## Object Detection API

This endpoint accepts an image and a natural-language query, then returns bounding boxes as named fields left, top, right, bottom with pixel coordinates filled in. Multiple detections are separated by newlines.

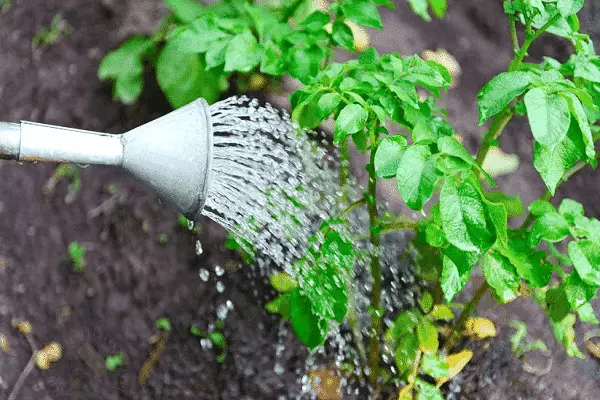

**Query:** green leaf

left=529, top=212, right=571, bottom=246
left=288, top=45, right=324, bottom=83
left=156, top=317, right=172, bottom=331
left=386, top=310, right=419, bottom=346
left=568, top=240, right=600, bottom=286
left=209, top=332, right=226, bottom=348
left=426, top=223, right=447, bottom=248
left=483, top=252, right=520, bottom=303
left=394, top=335, right=418, bottom=376
left=334, top=104, right=368, bottom=142
left=408, top=0, right=431, bottom=21
left=156, top=42, right=222, bottom=108
left=300, top=10, right=330, bottom=31
left=574, top=216, right=600, bottom=244
left=98, top=37, right=153, bottom=80
left=437, top=136, right=493, bottom=183
left=576, top=302, right=598, bottom=324
left=551, top=313, right=585, bottom=358
left=504, top=236, right=552, bottom=288
left=439, top=176, right=495, bottom=253
left=477, top=72, right=532, bottom=125
left=529, top=199, right=556, bottom=216
left=165, top=0, right=205, bottom=23
left=390, top=80, right=419, bottom=109
left=428, top=0, right=448, bottom=18
left=573, top=56, right=600, bottom=83
left=557, top=0, right=584, bottom=17
left=260, top=41, right=286, bottom=75
left=525, top=87, right=571, bottom=149
left=317, top=92, right=343, bottom=119
left=205, top=38, right=229, bottom=69
left=290, top=289, right=327, bottom=350
left=559, top=198, right=584, bottom=224
left=332, top=21, right=355, bottom=51
left=419, top=291, right=434, bottom=314
left=533, top=118, right=586, bottom=195
left=167, top=16, right=229, bottom=53
left=270, top=272, right=297, bottom=293
left=341, top=0, right=383, bottom=29
left=374, top=135, right=408, bottom=178
left=417, top=317, right=439, bottom=353
left=441, top=246, right=479, bottom=302
left=430, top=305, right=454, bottom=321
left=293, top=92, right=324, bottom=129
left=421, top=353, right=449, bottom=379
left=265, top=293, right=291, bottom=318
left=98, top=36, right=154, bottom=105
left=484, top=191, right=524, bottom=218
left=105, top=352, right=125, bottom=372
left=564, top=271, right=597, bottom=311
left=562, top=92, right=596, bottom=162
left=224, top=30, right=262, bottom=72
left=396, top=145, right=441, bottom=210
left=546, top=286, right=570, bottom=322
left=415, top=379, right=444, bottom=400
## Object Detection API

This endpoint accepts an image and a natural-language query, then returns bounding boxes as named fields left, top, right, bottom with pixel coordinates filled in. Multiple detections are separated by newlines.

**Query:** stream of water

left=198, top=96, right=419, bottom=398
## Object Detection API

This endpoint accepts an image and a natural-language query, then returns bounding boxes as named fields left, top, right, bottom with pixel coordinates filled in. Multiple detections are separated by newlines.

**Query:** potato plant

left=101, top=0, right=600, bottom=398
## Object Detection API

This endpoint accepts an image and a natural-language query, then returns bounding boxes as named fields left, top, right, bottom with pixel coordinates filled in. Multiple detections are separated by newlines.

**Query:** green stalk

left=366, top=126, right=383, bottom=393
left=475, top=107, right=514, bottom=168
left=339, top=137, right=368, bottom=368
left=509, top=14, right=561, bottom=72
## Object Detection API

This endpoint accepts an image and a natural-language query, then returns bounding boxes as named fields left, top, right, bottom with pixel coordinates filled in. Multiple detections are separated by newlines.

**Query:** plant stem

left=340, top=137, right=351, bottom=205
left=442, top=281, right=490, bottom=353
left=510, top=14, right=561, bottom=72
left=366, top=127, right=383, bottom=394
left=509, top=15, right=520, bottom=52
left=475, top=107, right=514, bottom=168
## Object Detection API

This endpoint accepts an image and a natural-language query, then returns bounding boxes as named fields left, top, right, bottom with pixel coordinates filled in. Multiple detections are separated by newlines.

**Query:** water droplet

left=216, top=281, right=225, bottom=293
left=195, top=240, right=203, bottom=255
left=214, top=265, right=224, bottom=276
left=199, top=268, right=209, bottom=282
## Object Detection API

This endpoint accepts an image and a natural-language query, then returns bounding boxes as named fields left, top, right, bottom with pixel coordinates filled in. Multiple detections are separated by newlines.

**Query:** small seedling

left=190, top=323, right=227, bottom=363
left=156, top=317, right=171, bottom=332
left=32, top=13, right=72, bottom=49
left=509, top=320, right=548, bottom=358
left=0, top=0, right=11, bottom=13
left=68, top=241, right=85, bottom=272
left=43, top=164, right=81, bottom=204
left=158, top=233, right=169, bottom=245
left=105, top=352, right=125, bottom=372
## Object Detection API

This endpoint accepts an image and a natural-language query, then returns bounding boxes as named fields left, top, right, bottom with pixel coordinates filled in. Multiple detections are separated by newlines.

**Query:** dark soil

left=1, top=0, right=600, bottom=399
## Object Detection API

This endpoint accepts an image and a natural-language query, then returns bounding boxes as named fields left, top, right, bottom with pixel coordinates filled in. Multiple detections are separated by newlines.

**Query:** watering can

left=0, top=99, right=213, bottom=221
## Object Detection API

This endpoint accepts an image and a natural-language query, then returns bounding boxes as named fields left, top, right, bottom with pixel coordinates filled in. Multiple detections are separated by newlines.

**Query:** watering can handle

left=0, top=121, right=123, bottom=166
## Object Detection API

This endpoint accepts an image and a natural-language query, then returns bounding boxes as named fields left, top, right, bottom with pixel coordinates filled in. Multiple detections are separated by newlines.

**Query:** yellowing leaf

left=398, top=384, right=414, bottom=400
left=12, top=320, right=33, bottom=334
left=310, top=369, right=342, bottom=400
left=482, top=147, right=520, bottom=178
left=35, top=341, right=63, bottom=370
left=436, top=349, right=473, bottom=387
left=464, top=317, right=496, bottom=339
left=0, top=334, right=9, bottom=353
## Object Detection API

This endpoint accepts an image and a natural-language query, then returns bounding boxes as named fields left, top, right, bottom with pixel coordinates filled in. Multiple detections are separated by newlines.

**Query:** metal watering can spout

left=0, top=99, right=213, bottom=221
